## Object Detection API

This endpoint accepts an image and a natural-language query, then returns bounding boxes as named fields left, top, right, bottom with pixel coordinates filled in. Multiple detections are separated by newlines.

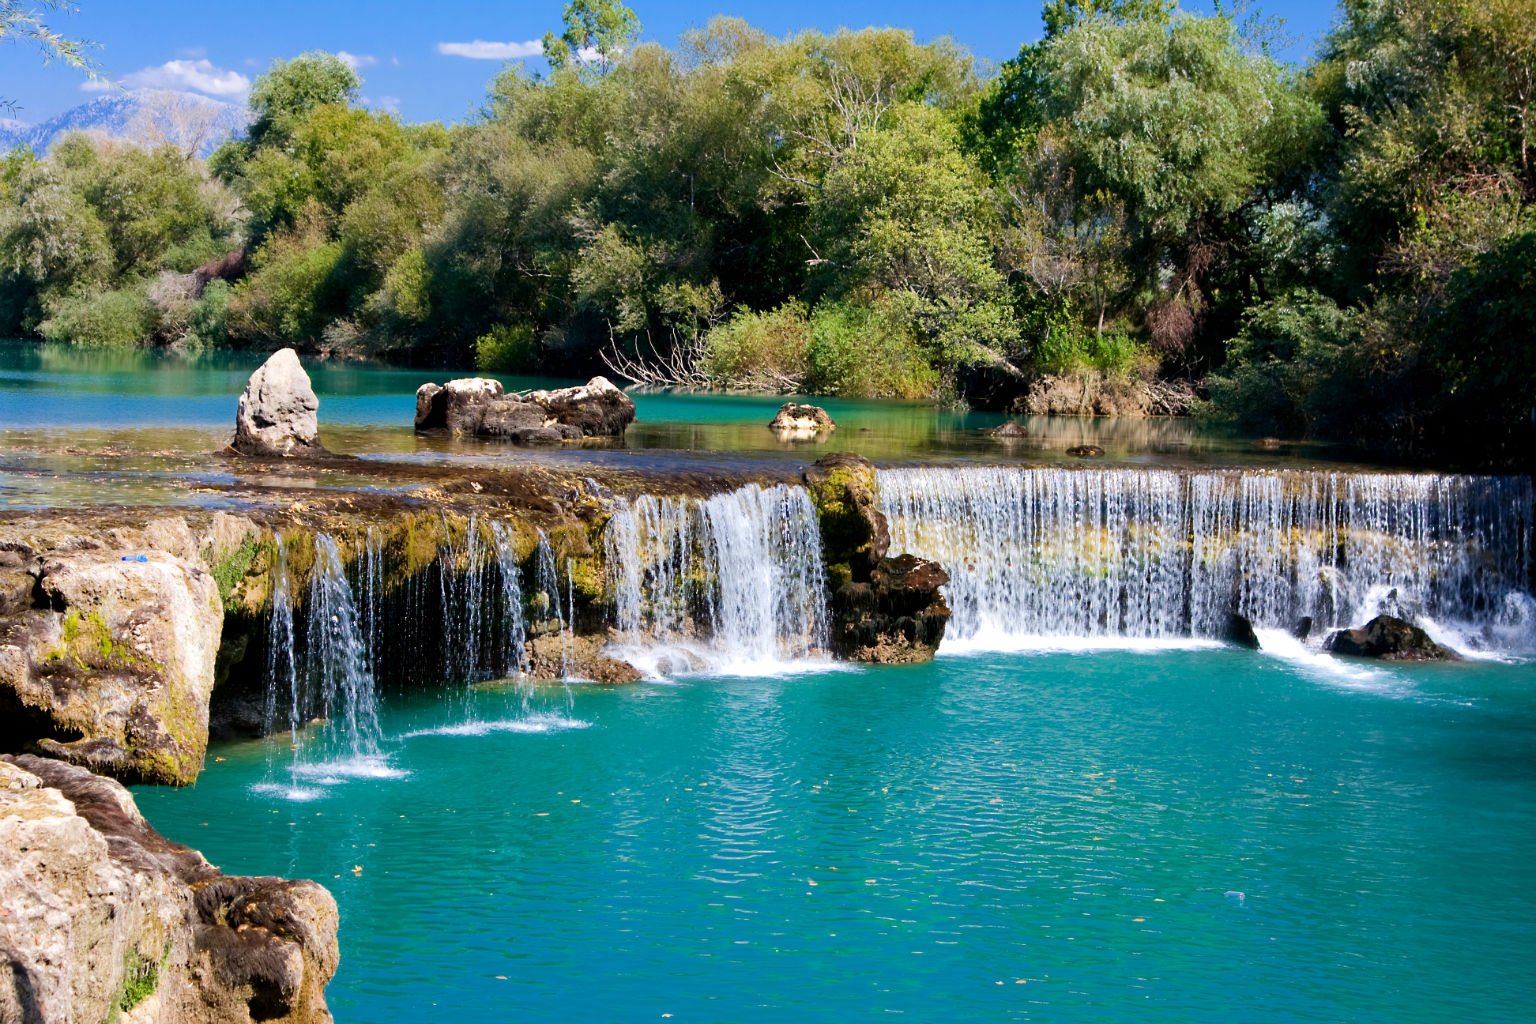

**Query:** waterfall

left=263, top=539, right=299, bottom=741
left=604, top=483, right=829, bottom=669
left=490, top=521, right=528, bottom=677
left=878, top=467, right=1533, bottom=653
left=307, top=534, right=383, bottom=754
left=437, top=514, right=491, bottom=685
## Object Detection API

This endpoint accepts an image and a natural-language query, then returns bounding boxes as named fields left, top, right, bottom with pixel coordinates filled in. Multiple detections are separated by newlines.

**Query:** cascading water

left=437, top=514, right=491, bottom=685
left=604, top=483, right=829, bottom=670
left=490, top=521, right=528, bottom=677
left=306, top=534, right=384, bottom=755
left=878, top=466, right=1534, bottom=653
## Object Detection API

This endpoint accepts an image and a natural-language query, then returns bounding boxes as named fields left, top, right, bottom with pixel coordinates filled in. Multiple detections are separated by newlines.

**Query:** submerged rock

left=1325, top=614, right=1459, bottom=661
left=0, top=754, right=338, bottom=1024
left=769, top=402, right=836, bottom=438
left=232, top=348, right=324, bottom=457
left=0, top=544, right=223, bottom=785
left=415, top=376, right=634, bottom=441
left=990, top=420, right=1028, bottom=439
left=1065, top=444, right=1105, bottom=458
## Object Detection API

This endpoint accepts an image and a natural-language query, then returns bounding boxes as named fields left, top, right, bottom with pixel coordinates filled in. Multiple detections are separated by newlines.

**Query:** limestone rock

left=990, top=420, right=1028, bottom=439
left=768, top=403, right=835, bottom=438
left=830, top=553, right=951, bottom=664
left=415, top=376, right=634, bottom=441
left=0, top=754, right=338, bottom=1024
left=803, top=452, right=889, bottom=585
left=0, top=547, right=222, bottom=785
left=1325, top=614, right=1459, bottom=661
left=232, top=349, right=323, bottom=457
left=523, top=633, right=642, bottom=684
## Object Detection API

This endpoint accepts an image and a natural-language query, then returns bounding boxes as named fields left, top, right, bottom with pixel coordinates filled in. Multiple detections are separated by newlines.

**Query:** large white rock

left=232, top=348, right=323, bottom=457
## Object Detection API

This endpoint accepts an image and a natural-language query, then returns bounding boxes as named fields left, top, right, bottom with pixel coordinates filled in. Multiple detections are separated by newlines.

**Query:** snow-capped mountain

left=0, top=90, right=251, bottom=159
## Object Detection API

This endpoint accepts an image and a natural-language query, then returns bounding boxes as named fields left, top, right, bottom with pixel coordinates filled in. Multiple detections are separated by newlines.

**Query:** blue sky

left=1, top=1, right=1344, bottom=124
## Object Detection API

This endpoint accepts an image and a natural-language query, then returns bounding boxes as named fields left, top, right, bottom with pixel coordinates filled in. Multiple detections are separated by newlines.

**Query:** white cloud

left=435, top=39, right=543, bottom=60
left=82, top=59, right=251, bottom=97
left=337, top=51, right=377, bottom=71
left=377, top=95, right=401, bottom=113
left=79, top=79, right=114, bottom=93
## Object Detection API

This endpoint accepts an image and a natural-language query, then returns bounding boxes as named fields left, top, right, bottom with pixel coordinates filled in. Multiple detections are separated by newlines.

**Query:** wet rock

left=231, top=348, right=324, bottom=457
left=1325, top=614, right=1459, bottom=661
left=522, top=633, right=642, bottom=684
left=1224, top=612, right=1261, bottom=650
left=1293, top=616, right=1314, bottom=641
left=1253, top=437, right=1285, bottom=450
left=803, top=453, right=889, bottom=585
left=1066, top=444, right=1105, bottom=458
left=768, top=403, right=836, bottom=438
left=830, top=554, right=951, bottom=664
left=0, top=547, right=222, bottom=785
left=990, top=421, right=1028, bottom=439
left=0, top=754, right=338, bottom=1024
left=415, top=376, right=634, bottom=440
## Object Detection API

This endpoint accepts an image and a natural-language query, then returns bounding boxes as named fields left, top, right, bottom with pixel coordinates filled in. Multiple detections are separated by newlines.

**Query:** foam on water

left=401, top=715, right=591, bottom=738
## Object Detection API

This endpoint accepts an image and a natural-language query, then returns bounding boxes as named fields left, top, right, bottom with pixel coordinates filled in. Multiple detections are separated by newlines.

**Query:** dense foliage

left=2, top=0, right=1533, bottom=464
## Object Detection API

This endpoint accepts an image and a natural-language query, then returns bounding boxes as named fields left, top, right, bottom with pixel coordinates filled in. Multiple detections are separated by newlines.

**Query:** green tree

left=542, top=0, right=640, bottom=73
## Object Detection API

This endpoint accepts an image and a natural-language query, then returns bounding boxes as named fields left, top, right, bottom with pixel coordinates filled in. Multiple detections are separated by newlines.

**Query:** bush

left=701, top=302, right=811, bottom=391
left=475, top=322, right=540, bottom=372
left=1204, top=290, right=1360, bottom=436
left=230, top=237, right=346, bottom=342
left=185, top=280, right=232, bottom=348
left=38, top=282, right=156, bottom=346
left=804, top=301, right=939, bottom=399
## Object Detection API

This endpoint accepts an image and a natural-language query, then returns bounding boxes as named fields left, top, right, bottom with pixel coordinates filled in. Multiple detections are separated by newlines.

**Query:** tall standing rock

left=804, top=453, right=950, bottom=663
left=232, top=348, right=324, bottom=457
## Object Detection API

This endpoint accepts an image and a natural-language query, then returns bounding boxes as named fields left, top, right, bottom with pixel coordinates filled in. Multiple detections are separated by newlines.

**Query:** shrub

left=38, top=282, right=156, bottom=346
left=475, top=322, right=541, bottom=372
left=701, top=302, right=811, bottom=391
left=804, top=301, right=939, bottom=399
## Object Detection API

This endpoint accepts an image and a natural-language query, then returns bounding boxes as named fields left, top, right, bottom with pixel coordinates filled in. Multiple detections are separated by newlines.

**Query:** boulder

left=523, top=633, right=642, bottom=684
left=231, top=349, right=323, bottom=457
left=414, top=376, right=634, bottom=441
left=1223, top=612, right=1261, bottom=650
left=990, top=421, right=1028, bottom=439
left=768, top=403, right=836, bottom=438
left=830, top=553, right=952, bottom=664
left=1325, top=614, right=1459, bottom=661
left=0, top=754, right=338, bottom=1024
left=0, top=547, right=222, bottom=785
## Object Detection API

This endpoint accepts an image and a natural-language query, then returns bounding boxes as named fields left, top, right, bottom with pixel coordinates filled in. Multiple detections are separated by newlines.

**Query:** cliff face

left=0, top=754, right=339, bottom=1024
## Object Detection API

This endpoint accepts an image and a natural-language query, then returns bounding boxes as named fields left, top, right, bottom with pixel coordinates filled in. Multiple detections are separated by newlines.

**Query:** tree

left=0, top=1, right=100, bottom=111
left=542, top=0, right=640, bottom=73
left=244, top=51, right=362, bottom=149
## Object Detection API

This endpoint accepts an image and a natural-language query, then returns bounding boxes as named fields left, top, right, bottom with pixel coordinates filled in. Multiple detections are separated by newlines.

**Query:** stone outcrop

left=0, top=755, right=338, bottom=1024
left=768, top=403, right=835, bottom=438
left=1223, top=612, right=1261, bottom=650
left=524, top=632, right=642, bottom=684
left=231, top=349, right=323, bottom=457
left=1325, top=614, right=1459, bottom=661
left=804, top=453, right=950, bottom=663
left=415, top=376, right=635, bottom=442
left=0, top=536, right=224, bottom=786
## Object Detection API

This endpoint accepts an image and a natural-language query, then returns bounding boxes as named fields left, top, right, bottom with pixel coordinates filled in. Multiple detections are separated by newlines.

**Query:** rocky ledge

left=804, top=453, right=951, bottom=664
left=415, top=375, right=636, bottom=443
left=1, top=754, right=338, bottom=1024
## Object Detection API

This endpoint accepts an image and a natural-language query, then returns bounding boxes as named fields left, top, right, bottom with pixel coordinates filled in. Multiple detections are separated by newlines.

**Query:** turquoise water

left=137, top=648, right=1536, bottom=1023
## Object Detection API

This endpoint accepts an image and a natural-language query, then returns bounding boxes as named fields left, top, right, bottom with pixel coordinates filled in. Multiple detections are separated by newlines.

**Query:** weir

left=879, top=466, right=1534, bottom=652
left=603, top=483, right=830, bottom=668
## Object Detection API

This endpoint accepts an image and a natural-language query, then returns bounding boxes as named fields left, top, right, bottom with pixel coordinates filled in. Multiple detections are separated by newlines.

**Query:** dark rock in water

left=804, top=453, right=890, bottom=581
left=990, top=420, right=1028, bottom=439
left=1224, top=612, right=1261, bottom=649
left=231, top=348, right=324, bottom=457
left=768, top=402, right=836, bottom=437
left=1325, top=614, right=1459, bottom=661
left=415, top=376, right=634, bottom=441
left=1252, top=437, right=1285, bottom=450
left=0, top=754, right=339, bottom=1024
left=1066, top=444, right=1105, bottom=458
left=830, top=553, right=952, bottom=664
left=1293, top=616, right=1314, bottom=641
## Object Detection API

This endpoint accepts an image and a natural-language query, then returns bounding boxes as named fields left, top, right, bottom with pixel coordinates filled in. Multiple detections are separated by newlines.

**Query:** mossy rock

left=803, top=452, right=890, bottom=582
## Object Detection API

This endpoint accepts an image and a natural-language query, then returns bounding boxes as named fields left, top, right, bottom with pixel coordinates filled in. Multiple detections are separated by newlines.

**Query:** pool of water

left=136, top=647, right=1536, bottom=1023
left=2, top=342, right=1371, bottom=510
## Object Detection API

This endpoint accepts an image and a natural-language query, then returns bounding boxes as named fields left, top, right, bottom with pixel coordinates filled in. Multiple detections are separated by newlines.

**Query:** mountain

left=0, top=90, right=252, bottom=159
